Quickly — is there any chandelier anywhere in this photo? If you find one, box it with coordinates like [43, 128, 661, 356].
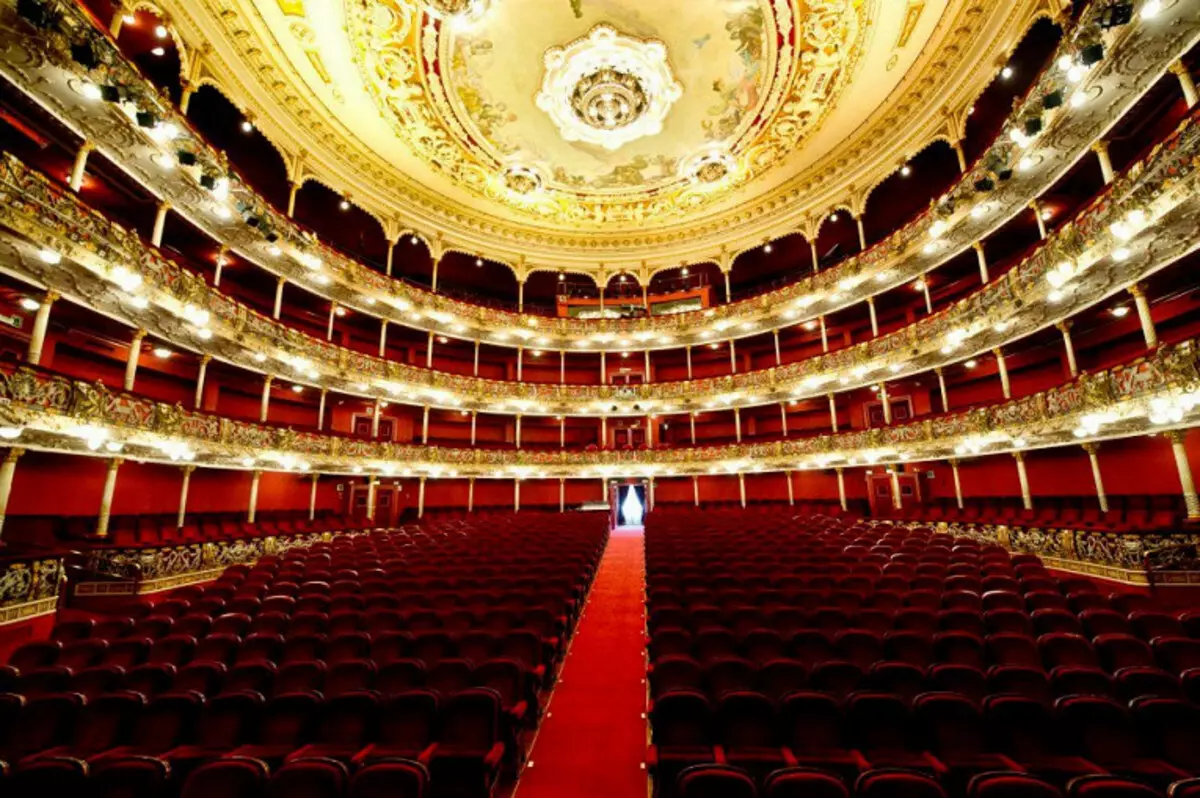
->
[537, 25, 682, 151]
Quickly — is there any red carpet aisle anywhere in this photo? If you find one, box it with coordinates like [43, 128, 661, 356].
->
[514, 527, 648, 798]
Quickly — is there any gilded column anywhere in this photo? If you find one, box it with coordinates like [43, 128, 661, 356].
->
[689, 412, 697, 445]
[247, 469, 262, 524]
[69, 141, 93, 193]
[431, 256, 441, 293]
[516, 347, 523, 381]
[1058, 321, 1078, 378]
[473, 339, 480, 376]
[194, 354, 212, 409]
[734, 407, 742, 443]
[366, 475, 378, 521]
[561, 351, 567, 384]
[921, 279, 933, 315]
[0, 448, 25, 541]
[515, 414, 522, 449]
[835, 467, 847, 512]
[738, 472, 747, 509]
[685, 345, 693, 379]
[1031, 199, 1047, 239]
[693, 475, 700, 507]
[1013, 452, 1032, 511]
[317, 389, 328, 432]
[809, 239, 820, 274]
[936, 367, 949, 413]
[994, 348, 1012, 400]
[786, 470, 795, 506]
[1169, 431, 1200, 520]
[287, 181, 300, 217]
[371, 399, 382, 438]
[378, 321, 389, 358]
[95, 457, 123, 538]
[259, 375, 273, 423]
[855, 214, 867, 251]
[122, 328, 147, 391]
[308, 473, 319, 521]
[467, 477, 475, 514]
[1091, 141, 1114, 184]
[729, 339, 737, 374]
[773, 329, 782, 365]
[428, 332, 436, 369]
[973, 241, 989, 284]
[952, 140, 968, 173]
[879, 383, 892, 425]
[648, 477, 655, 512]
[273, 276, 286, 320]
[470, 411, 477, 446]
[559, 478, 566, 514]
[418, 476, 427, 519]
[1083, 443, 1108, 513]
[26, 290, 58, 366]
[385, 240, 396, 277]
[819, 315, 829, 353]
[421, 406, 430, 444]
[1129, 283, 1158, 349]
[828, 393, 839, 433]
[779, 403, 789, 438]
[151, 200, 170, 248]
[601, 416, 608, 448]
[1170, 61, 1198, 108]
[514, 479, 521, 513]
[327, 304, 338, 342]
[890, 469, 903, 510]
[176, 464, 194, 529]
[867, 296, 879, 337]
[949, 458, 964, 510]
[559, 416, 566, 449]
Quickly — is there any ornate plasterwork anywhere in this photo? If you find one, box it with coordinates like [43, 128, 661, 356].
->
[150, 0, 1060, 265]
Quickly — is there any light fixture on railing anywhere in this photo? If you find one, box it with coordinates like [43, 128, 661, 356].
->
[0, 426, 22, 440]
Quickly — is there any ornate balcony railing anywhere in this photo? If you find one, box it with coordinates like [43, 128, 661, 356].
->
[0, 329, 1197, 480]
[0, 553, 63, 622]
[0, 102, 1197, 417]
[0, 0, 1194, 353]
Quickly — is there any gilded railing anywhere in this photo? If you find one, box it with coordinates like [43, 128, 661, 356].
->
[0, 554, 63, 622]
[0, 104, 1198, 418]
[0, 0, 1194, 352]
[0, 330, 1197, 478]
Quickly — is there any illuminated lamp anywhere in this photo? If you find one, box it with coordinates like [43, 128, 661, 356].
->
[1079, 42, 1106, 65]
[1042, 90, 1064, 109]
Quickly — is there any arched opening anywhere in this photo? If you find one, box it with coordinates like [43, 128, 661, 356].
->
[292, 182, 388, 271]
[729, 233, 811, 299]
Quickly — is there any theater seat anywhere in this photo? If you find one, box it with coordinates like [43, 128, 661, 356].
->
[675, 764, 757, 798]
[762, 767, 850, 798]
[180, 757, 269, 798]
[350, 760, 429, 798]
[968, 772, 1064, 798]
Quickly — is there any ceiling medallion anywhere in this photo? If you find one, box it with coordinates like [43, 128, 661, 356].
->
[684, 150, 737, 187]
[502, 164, 544, 195]
[537, 25, 682, 151]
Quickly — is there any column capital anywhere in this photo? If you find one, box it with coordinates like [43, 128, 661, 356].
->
[43, 289, 60, 304]
[419, 475, 428, 484]
[1011, 450, 1025, 463]
[1028, 198, 1042, 212]
[181, 464, 197, 475]
[1056, 320, 1072, 333]
[972, 240, 985, 254]
[107, 456, 125, 469]
[1169, 61, 1192, 78]
[263, 374, 274, 385]
[5, 447, 25, 464]
[1167, 429, 1189, 445]
[251, 469, 263, 478]
[200, 353, 213, 365]
[78, 139, 95, 154]
[131, 327, 148, 342]
[1081, 442, 1100, 456]
[277, 274, 288, 286]
[835, 466, 845, 475]
[156, 198, 172, 211]
[1089, 140, 1110, 155]
[947, 457, 959, 467]
[992, 346, 1005, 358]
[319, 387, 328, 397]
[934, 366, 944, 376]
[310, 471, 320, 483]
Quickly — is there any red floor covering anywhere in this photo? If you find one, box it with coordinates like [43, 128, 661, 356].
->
[514, 527, 648, 798]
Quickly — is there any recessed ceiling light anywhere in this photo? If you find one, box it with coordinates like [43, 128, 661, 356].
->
[1001, 66, 1014, 79]
[150, 46, 165, 56]
[19, 297, 39, 311]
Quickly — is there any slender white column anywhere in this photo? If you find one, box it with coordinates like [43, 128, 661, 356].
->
[685, 346, 693, 379]
[559, 416, 566, 449]
[724, 270, 732, 303]
[418, 476, 427, 519]
[648, 477, 655, 512]
[1170, 431, 1200, 520]
[151, 200, 170, 248]
[96, 457, 123, 538]
[515, 414, 522, 449]
[644, 349, 651, 379]
[1083, 443, 1108, 513]
[516, 347, 523, 381]
[1092, 141, 1114, 184]
[879, 383, 892, 425]
[1058, 321, 1078, 377]
[514, 479, 521, 513]
[247, 469, 262, 523]
[123, 328, 147, 391]
[693, 475, 700, 507]
[601, 416, 608, 448]
[473, 340, 481, 376]
[855, 215, 867, 250]
[921, 280, 933, 314]
[559, 478, 565, 513]
[421, 405, 430, 444]
[773, 329, 782, 365]
[867, 296, 879, 337]
[994, 348, 1012, 400]
[734, 407, 742, 443]
[517, 279, 525, 313]
[366, 476, 378, 521]
[326, 304, 338, 341]
[273, 276, 286, 320]
[819, 315, 829, 353]
[194, 354, 212, 410]
[1013, 452, 1033, 511]
[828, 393, 839, 433]
[936, 367, 949, 413]
[974, 242, 989, 284]
[779, 403, 789, 437]
[0, 448, 25, 541]
[786, 470, 795, 506]
[26, 290, 58, 366]
[467, 477, 475, 514]
[561, 351, 566, 384]
[287, 182, 300, 217]
[601, 351, 607, 383]
[431, 257, 440, 293]
[427, 332, 435, 369]
[729, 339, 737, 374]
[1130, 283, 1158, 349]
[317, 389, 328, 431]
[385, 241, 396, 277]
[470, 411, 477, 446]
[176, 465, 194, 529]
[308, 473, 319, 521]
[949, 458, 964, 509]
[835, 467, 847, 512]
[646, 415, 654, 449]
[809, 240, 820, 273]
[890, 469, 902, 510]
[371, 399, 382, 438]
[1170, 61, 1198, 108]
[379, 321, 389, 358]
[952, 140, 968, 173]
[259, 375, 273, 423]
[1031, 200, 1048, 239]
[69, 141, 93, 192]
[738, 472, 747, 509]
[690, 413, 697, 445]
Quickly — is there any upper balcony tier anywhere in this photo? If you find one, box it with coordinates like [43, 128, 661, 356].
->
[1, 101, 1197, 417]
[0, 0, 1194, 353]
